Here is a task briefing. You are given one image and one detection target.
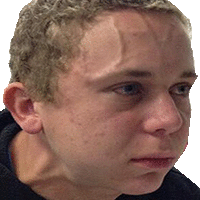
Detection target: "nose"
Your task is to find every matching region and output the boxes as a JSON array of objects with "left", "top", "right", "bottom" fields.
[{"left": 143, "top": 94, "right": 183, "bottom": 135}]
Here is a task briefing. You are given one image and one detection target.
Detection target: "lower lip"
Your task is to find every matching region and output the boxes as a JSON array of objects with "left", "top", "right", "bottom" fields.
[{"left": 131, "top": 158, "right": 175, "bottom": 169}]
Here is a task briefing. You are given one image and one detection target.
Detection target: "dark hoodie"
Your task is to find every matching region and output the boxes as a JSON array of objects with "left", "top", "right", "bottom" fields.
[{"left": 0, "top": 109, "right": 200, "bottom": 200}]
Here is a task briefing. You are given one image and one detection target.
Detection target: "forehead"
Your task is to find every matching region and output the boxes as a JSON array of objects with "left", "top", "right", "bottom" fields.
[
  {"left": 71, "top": 10, "right": 193, "bottom": 79},
  {"left": 107, "top": 9, "right": 188, "bottom": 37}
]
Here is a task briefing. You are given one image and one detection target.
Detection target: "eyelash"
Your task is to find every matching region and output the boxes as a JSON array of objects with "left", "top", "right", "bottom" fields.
[
  {"left": 112, "top": 82, "right": 192, "bottom": 97},
  {"left": 113, "top": 82, "right": 143, "bottom": 96},
  {"left": 170, "top": 83, "right": 192, "bottom": 97}
]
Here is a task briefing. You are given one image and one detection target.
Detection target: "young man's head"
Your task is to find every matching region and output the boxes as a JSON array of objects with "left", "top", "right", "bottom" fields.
[
  {"left": 8, "top": 0, "right": 191, "bottom": 103},
  {"left": 4, "top": 0, "right": 197, "bottom": 198}
]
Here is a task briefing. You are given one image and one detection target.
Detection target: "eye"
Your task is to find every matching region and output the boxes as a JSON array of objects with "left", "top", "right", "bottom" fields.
[
  {"left": 170, "top": 83, "right": 192, "bottom": 97},
  {"left": 113, "top": 83, "right": 142, "bottom": 96}
]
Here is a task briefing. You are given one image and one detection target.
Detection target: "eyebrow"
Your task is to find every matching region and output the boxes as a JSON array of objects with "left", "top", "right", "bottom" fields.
[
  {"left": 180, "top": 71, "right": 198, "bottom": 79},
  {"left": 98, "top": 69, "right": 198, "bottom": 79},
  {"left": 121, "top": 70, "right": 152, "bottom": 78},
  {"left": 97, "top": 69, "right": 153, "bottom": 80},
  {"left": 119, "top": 69, "right": 198, "bottom": 79}
]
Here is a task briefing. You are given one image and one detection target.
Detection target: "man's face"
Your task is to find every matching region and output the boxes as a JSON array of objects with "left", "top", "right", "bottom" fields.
[{"left": 36, "top": 11, "right": 196, "bottom": 195}]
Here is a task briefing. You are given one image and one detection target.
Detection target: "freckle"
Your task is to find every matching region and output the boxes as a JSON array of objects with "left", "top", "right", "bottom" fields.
[
  {"left": 77, "top": 122, "right": 82, "bottom": 126},
  {"left": 69, "top": 136, "right": 74, "bottom": 142},
  {"left": 69, "top": 117, "right": 75, "bottom": 123},
  {"left": 69, "top": 117, "right": 82, "bottom": 127},
  {"left": 84, "top": 140, "right": 89, "bottom": 145},
  {"left": 95, "top": 132, "right": 106, "bottom": 137}
]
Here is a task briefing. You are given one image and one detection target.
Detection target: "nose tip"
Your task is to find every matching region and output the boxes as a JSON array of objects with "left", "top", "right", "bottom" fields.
[
  {"left": 144, "top": 111, "right": 183, "bottom": 134},
  {"left": 143, "top": 96, "right": 183, "bottom": 135}
]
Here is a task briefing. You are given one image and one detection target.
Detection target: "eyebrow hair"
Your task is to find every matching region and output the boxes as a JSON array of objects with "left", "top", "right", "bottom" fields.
[
  {"left": 180, "top": 71, "right": 198, "bottom": 78},
  {"left": 89, "top": 69, "right": 198, "bottom": 84},
  {"left": 98, "top": 69, "right": 153, "bottom": 80},
  {"left": 112, "top": 69, "right": 198, "bottom": 79},
  {"left": 121, "top": 70, "right": 152, "bottom": 77},
  {"left": 101, "top": 69, "right": 198, "bottom": 78}
]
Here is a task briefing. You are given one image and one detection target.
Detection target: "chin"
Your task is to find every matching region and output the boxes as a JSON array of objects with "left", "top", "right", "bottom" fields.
[{"left": 118, "top": 171, "right": 166, "bottom": 196}]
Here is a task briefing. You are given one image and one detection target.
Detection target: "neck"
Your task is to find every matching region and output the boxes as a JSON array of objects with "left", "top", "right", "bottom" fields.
[{"left": 10, "top": 131, "right": 120, "bottom": 200}]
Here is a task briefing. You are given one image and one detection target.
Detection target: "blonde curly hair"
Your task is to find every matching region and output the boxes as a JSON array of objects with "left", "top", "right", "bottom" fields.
[{"left": 9, "top": 0, "right": 191, "bottom": 102}]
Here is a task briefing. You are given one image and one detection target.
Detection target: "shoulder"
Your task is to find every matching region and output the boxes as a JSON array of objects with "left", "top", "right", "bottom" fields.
[
  {"left": 0, "top": 110, "right": 45, "bottom": 199},
  {"left": 0, "top": 161, "right": 45, "bottom": 200},
  {"left": 118, "top": 168, "right": 200, "bottom": 200},
  {"left": 0, "top": 109, "right": 15, "bottom": 130},
  {"left": 151, "top": 168, "right": 200, "bottom": 200},
  {"left": 0, "top": 109, "right": 21, "bottom": 139}
]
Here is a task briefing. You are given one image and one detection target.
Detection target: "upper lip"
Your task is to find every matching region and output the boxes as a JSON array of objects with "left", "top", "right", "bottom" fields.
[{"left": 131, "top": 152, "right": 177, "bottom": 160}]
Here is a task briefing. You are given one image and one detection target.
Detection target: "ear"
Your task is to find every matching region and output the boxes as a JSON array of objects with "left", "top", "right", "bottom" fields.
[{"left": 3, "top": 82, "right": 42, "bottom": 134}]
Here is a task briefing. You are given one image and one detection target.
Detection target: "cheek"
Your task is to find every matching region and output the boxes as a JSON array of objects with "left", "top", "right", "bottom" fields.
[
  {"left": 175, "top": 130, "right": 189, "bottom": 156},
  {"left": 74, "top": 113, "right": 136, "bottom": 156},
  {"left": 177, "top": 98, "right": 191, "bottom": 118},
  {"left": 174, "top": 99, "right": 191, "bottom": 149},
  {"left": 55, "top": 108, "right": 139, "bottom": 164},
  {"left": 172, "top": 113, "right": 190, "bottom": 155}
]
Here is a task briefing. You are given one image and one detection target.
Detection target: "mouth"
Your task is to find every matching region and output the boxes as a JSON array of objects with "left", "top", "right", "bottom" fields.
[{"left": 130, "top": 153, "right": 177, "bottom": 169}]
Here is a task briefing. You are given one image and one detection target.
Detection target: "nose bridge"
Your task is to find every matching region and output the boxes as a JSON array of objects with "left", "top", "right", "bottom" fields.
[{"left": 144, "top": 93, "right": 183, "bottom": 134}]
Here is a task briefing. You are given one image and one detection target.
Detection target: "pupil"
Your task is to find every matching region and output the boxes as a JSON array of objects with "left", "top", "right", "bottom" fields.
[
  {"left": 124, "top": 85, "right": 139, "bottom": 94},
  {"left": 126, "top": 85, "right": 134, "bottom": 91},
  {"left": 179, "top": 86, "right": 185, "bottom": 93}
]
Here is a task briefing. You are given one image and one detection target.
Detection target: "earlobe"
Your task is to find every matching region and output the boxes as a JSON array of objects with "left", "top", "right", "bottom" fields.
[{"left": 3, "top": 83, "right": 43, "bottom": 134}]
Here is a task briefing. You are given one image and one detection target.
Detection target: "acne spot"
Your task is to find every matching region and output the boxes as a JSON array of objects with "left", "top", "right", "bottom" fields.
[
  {"left": 84, "top": 140, "right": 89, "bottom": 145},
  {"left": 95, "top": 132, "right": 106, "bottom": 138}
]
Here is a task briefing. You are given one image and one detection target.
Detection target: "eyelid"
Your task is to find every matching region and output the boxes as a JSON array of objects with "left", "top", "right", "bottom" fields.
[
  {"left": 170, "top": 82, "right": 193, "bottom": 90},
  {"left": 169, "top": 82, "right": 192, "bottom": 96},
  {"left": 111, "top": 82, "right": 143, "bottom": 95},
  {"left": 111, "top": 81, "right": 142, "bottom": 87},
  {"left": 105, "top": 81, "right": 193, "bottom": 97}
]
